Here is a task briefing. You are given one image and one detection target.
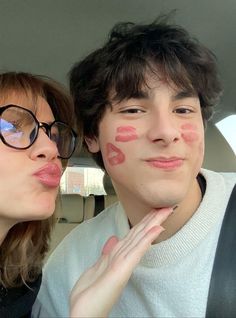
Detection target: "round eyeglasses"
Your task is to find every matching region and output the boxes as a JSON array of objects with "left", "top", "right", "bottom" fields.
[{"left": 0, "top": 105, "right": 77, "bottom": 159}]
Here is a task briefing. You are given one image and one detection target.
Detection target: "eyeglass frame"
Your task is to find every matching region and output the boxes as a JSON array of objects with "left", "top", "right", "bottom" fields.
[{"left": 0, "top": 104, "right": 78, "bottom": 159}]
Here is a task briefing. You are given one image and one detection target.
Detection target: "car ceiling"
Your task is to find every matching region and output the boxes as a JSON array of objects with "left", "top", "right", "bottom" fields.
[{"left": 0, "top": 0, "right": 235, "bottom": 161}]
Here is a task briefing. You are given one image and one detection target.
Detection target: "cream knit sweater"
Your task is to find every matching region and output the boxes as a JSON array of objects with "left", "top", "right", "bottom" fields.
[{"left": 33, "top": 169, "right": 236, "bottom": 318}]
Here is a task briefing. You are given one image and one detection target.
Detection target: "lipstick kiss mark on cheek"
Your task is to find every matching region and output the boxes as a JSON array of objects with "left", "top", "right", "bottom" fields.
[
  {"left": 181, "top": 131, "right": 199, "bottom": 143},
  {"left": 106, "top": 143, "right": 125, "bottom": 166},
  {"left": 115, "top": 126, "right": 138, "bottom": 142},
  {"left": 115, "top": 134, "right": 138, "bottom": 142},
  {"left": 181, "top": 124, "right": 200, "bottom": 143}
]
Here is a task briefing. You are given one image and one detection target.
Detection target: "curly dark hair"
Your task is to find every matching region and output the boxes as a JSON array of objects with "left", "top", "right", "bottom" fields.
[{"left": 70, "top": 16, "right": 222, "bottom": 169}]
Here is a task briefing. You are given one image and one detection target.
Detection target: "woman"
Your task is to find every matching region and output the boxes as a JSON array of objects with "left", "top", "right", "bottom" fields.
[
  {"left": 0, "top": 71, "right": 77, "bottom": 317},
  {"left": 0, "top": 72, "right": 171, "bottom": 318}
]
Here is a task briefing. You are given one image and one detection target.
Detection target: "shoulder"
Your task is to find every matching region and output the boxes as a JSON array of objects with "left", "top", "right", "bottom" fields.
[
  {"left": 33, "top": 202, "right": 128, "bottom": 317},
  {"left": 200, "top": 169, "right": 236, "bottom": 214},
  {"left": 59, "top": 201, "right": 127, "bottom": 249},
  {"left": 0, "top": 274, "right": 42, "bottom": 317},
  {"left": 201, "top": 169, "right": 236, "bottom": 192},
  {"left": 43, "top": 202, "right": 128, "bottom": 285}
]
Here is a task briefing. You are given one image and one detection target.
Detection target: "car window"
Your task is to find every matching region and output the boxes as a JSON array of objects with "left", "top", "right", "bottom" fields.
[
  {"left": 216, "top": 115, "right": 236, "bottom": 155},
  {"left": 60, "top": 166, "right": 106, "bottom": 196}
]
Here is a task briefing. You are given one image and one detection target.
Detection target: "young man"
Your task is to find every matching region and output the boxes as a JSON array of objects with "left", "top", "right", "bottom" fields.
[{"left": 33, "top": 18, "right": 236, "bottom": 317}]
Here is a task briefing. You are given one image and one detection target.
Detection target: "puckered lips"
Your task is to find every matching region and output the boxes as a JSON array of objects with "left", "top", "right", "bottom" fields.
[{"left": 33, "top": 163, "right": 62, "bottom": 187}]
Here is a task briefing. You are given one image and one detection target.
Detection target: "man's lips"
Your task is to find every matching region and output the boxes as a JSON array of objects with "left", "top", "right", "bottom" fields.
[
  {"left": 33, "top": 163, "right": 62, "bottom": 187},
  {"left": 145, "top": 157, "right": 184, "bottom": 169}
]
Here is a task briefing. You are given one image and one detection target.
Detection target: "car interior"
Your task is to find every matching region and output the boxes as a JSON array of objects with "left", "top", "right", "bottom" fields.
[{"left": 0, "top": 1, "right": 235, "bottom": 257}]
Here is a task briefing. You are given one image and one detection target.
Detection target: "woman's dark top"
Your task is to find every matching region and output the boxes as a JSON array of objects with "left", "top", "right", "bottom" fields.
[{"left": 0, "top": 273, "right": 42, "bottom": 318}]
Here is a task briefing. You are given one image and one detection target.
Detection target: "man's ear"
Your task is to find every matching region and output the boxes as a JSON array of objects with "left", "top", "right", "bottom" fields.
[{"left": 85, "top": 137, "right": 100, "bottom": 153}]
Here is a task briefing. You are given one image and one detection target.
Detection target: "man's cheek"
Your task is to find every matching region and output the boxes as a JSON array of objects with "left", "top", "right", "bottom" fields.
[
  {"left": 198, "top": 140, "right": 205, "bottom": 156},
  {"left": 181, "top": 131, "right": 199, "bottom": 143},
  {"left": 115, "top": 125, "right": 138, "bottom": 142},
  {"left": 106, "top": 143, "right": 125, "bottom": 166},
  {"left": 181, "top": 123, "right": 200, "bottom": 144}
]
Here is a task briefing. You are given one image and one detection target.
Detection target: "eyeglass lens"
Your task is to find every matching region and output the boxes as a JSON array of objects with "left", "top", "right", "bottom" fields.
[
  {"left": 50, "top": 122, "right": 76, "bottom": 159},
  {"left": 0, "top": 107, "right": 37, "bottom": 148},
  {"left": 0, "top": 106, "right": 75, "bottom": 159}
]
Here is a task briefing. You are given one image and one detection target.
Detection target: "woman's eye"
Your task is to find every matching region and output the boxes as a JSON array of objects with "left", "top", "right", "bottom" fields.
[
  {"left": 29, "top": 127, "right": 37, "bottom": 143},
  {"left": 51, "top": 132, "right": 59, "bottom": 143},
  {"left": 6, "top": 120, "right": 22, "bottom": 131}
]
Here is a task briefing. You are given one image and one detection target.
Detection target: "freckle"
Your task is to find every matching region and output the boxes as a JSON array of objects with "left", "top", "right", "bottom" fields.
[{"left": 181, "top": 123, "right": 197, "bottom": 131}]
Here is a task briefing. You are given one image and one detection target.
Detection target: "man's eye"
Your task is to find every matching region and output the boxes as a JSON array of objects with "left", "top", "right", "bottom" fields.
[
  {"left": 120, "top": 108, "right": 144, "bottom": 114},
  {"left": 174, "top": 108, "right": 193, "bottom": 114}
]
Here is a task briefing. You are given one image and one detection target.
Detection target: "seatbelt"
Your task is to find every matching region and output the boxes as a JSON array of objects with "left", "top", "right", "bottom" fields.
[
  {"left": 94, "top": 195, "right": 105, "bottom": 216},
  {"left": 206, "top": 184, "right": 236, "bottom": 318}
]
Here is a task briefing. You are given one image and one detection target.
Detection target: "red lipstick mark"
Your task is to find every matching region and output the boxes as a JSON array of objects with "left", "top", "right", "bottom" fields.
[
  {"left": 181, "top": 132, "right": 199, "bottom": 143},
  {"left": 107, "top": 143, "right": 125, "bottom": 166},
  {"left": 181, "top": 123, "right": 199, "bottom": 143},
  {"left": 115, "top": 126, "right": 138, "bottom": 142}
]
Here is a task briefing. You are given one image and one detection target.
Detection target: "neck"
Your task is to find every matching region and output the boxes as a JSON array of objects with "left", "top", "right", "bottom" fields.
[
  {"left": 0, "top": 218, "right": 16, "bottom": 246},
  {"left": 153, "top": 179, "right": 202, "bottom": 243},
  {"left": 117, "top": 178, "right": 203, "bottom": 244}
]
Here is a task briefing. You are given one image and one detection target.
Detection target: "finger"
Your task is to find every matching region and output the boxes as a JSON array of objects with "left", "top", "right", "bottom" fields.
[
  {"left": 101, "top": 225, "right": 165, "bottom": 283},
  {"left": 125, "top": 207, "right": 172, "bottom": 243},
  {"left": 123, "top": 224, "right": 164, "bottom": 261},
  {"left": 102, "top": 236, "right": 119, "bottom": 255},
  {"left": 112, "top": 207, "right": 172, "bottom": 259},
  {"left": 109, "top": 210, "right": 158, "bottom": 257}
]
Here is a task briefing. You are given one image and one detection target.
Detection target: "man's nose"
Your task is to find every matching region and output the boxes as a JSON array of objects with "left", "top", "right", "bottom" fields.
[{"left": 146, "top": 110, "right": 181, "bottom": 145}]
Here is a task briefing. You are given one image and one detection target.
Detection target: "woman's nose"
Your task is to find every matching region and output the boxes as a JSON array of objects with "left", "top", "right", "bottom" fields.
[{"left": 29, "top": 129, "right": 59, "bottom": 161}]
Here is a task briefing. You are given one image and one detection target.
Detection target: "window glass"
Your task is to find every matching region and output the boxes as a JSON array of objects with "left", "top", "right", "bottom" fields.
[
  {"left": 60, "top": 167, "right": 106, "bottom": 196},
  {"left": 215, "top": 115, "right": 236, "bottom": 155}
]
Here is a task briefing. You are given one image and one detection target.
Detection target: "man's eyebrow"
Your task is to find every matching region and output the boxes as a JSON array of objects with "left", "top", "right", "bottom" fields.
[
  {"left": 112, "top": 89, "right": 197, "bottom": 105},
  {"left": 111, "top": 90, "right": 149, "bottom": 104},
  {"left": 131, "top": 90, "right": 197, "bottom": 100},
  {"left": 129, "top": 90, "right": 149, "bottom": 99},
  {"left": 172, "top": 90, "right": 198, "bottom": 101}
]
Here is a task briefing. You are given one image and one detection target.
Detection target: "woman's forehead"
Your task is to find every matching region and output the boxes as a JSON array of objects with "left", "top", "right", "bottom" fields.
[{"left": 0, "top": 90, "right": 42, "bottom": 113}]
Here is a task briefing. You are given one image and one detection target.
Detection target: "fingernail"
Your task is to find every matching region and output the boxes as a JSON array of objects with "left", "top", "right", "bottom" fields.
[{"left": 171, "top": 206, "right": 178, "bottom": 214}]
